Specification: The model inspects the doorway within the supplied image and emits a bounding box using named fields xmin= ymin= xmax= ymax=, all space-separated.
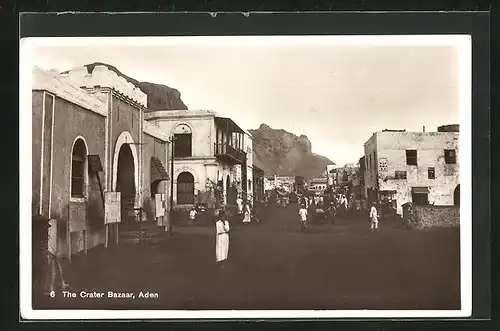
xmin=116 ymin=143 xmax=136 ymax=229
xmin=177 ymin=172 xmax=195 ymax=204
xmin=412 ymin=193 xmax=429 ymax=206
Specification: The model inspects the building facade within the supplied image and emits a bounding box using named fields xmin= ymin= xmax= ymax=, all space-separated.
xmin=264 ymin=175 xmax=275 ymax=192
xmin=144 ymin=110 xmax=250 ymax=209
xmin=242 ymin=131 xmax=254 ymax=202
xmin=33 ymin=65 xmax=170 ymax=258
xmin=307 ymin=177 xmax=328 ymax=194
xmin=275 ymin=176 xmax=296 ymax=193
xmin=363 ymin=128 xmax=460 ymax=215
xmin=252 ymin=165 xmax=265 ymax=202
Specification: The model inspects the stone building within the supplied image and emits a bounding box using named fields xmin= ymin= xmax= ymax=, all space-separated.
xmin=275 ymin=176 xmax=296 ymax=193
xmin=363 ymin=127 xmax=460 ymax=215
xmin=252 ymin=165 xmax=265 ymax=201
xmin=264 ymin=175 xmax=275 ymax=192
xmin=242 ymin=131 xmax=254 ymax=202
xmin=144 ymin=110 xmax=250 ymax=209
xmin=308 ymin=177 xmax=328 ymax=194
xmin=32 ymin=65 xmax=170 ymax=258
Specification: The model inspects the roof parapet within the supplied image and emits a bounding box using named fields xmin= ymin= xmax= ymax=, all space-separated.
xmin=62 ymin=65 xmax=147 ymax=107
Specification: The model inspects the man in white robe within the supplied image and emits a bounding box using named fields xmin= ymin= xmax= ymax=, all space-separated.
xmin=370 ymin=202 xmax=380 ymax=231
xmin=215 ymin=210 xmax=230 ymax=267
xmin=242 ymin=203 xmax=252 ymax=223
xmin=236 ymin=196 xmax=243 ymax=215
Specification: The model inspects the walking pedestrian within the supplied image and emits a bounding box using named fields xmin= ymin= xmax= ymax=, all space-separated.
xmin=242 ymin=202 xmax=252 ymax=224
xmin=370 ymin=202 xmax=380 ymax=231
xmin=299 ymin=204 xmax=308 ymax=231
xmin=215 ymin=210 xmax=230 ymax=268
xmin=328 ymin=202 xmax=337 ymax=224
xmin=236 ymin=195 xmax=243 ymax=215
xmin=189 ymin=207 xmax=197 ymax=225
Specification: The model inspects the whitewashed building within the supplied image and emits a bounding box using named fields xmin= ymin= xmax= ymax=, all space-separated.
xmin=144 ymin=110 xmax=251 ymax=208
xmin=363 ymin=126 xmax=460 ymax=215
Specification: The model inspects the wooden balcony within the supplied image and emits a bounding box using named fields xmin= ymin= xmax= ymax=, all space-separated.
xmin=214 ymin=143 xmax=246 ymax=164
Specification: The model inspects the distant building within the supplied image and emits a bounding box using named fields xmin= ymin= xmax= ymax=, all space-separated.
xmin=295 ymin=176 xmax=305 ymax=194
xmin=275 ymin=176 xmax=295 ymax=193
xmin=264 ymin=175 xmax=276 ymax=192
xmin=363 ymin=127 xmax=460 ymax=215
xmin=252 ymin=165 xmax=265 ymax=202
xmin=308 ymin=177 xmax=328 ymax=194
xmin=358 ymin=156 xmax=366 ymax=199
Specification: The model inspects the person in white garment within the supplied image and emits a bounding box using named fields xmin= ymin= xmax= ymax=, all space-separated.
xmin=299 ymin=205 xmax=308 ymax=231
xmin=370 ymin=202 xmax=380 ymax=231
xmin=215 ymin=210 xmax=230 ymax=267
xmin=242 ymin=202 xmax=252 ymax=224
xmin=236 ymin=196 xmax=243 ymax=215
xmin=189 ymin=207 xmax=197 ymax=225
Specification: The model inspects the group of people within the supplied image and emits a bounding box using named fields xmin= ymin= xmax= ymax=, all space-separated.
xmin=297 ymin=194 xmax=381 ymax=231
xmin=236 ymin=195 xmax=253 ymax=224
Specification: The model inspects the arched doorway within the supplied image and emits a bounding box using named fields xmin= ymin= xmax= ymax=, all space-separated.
xmin=177 ymin=172 xmax=195 ymax=204
xmin=116 ymin=144 xmax=136 ymax=227
xmin=454 ymin=184 xmax=460 ymax=205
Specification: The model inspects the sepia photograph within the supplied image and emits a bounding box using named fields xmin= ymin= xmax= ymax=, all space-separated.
xmin=20 ymin=35 xmax=472 ymax=319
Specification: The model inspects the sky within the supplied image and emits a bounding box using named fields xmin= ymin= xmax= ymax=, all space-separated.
xmin=28 ymin=37 xmax=461 ymax=165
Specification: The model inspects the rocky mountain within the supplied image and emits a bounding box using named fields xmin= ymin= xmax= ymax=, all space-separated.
xmin=249 ymin=124 xmax=334 ymax=180
xmin=83 ymin=62 xmax=188 ymax=111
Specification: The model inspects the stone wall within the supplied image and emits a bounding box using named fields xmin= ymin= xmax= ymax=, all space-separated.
xmin=402 ymin=203 xmax=460 ymax=229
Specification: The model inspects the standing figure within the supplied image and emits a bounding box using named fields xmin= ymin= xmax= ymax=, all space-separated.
xmin=370 ymin=202 xmax=380 ymax=231
xmin=236 ymin=195 xmax=243 ymax=215
xmin=328 ymin=202 xmax=337 ymax=224
xmin=215 ymin=210 xmax=230 ymax=267
xmin=242 ymin=202 xmax=252 ymax=223
xmin=299 ymin=204 xmax=308 ymax=231
xmin=189 ymin=207 xmax=197 ymax=225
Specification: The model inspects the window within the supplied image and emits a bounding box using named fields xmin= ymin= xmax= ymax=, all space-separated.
xmin=428 ymin=167 xmax=435 ymax=179
xmin=174 ymin=133 xmax=192 ymax=157
xmin=444 ymin=149 xmax=456 ymax=164
xmin=71 ymin=139 xmax=87 ymax=198
xmin=406 ymin=150 xmax=418 ymax=165
xmin=395 ymin=170 xmax=407 ymax=179
xmin=173 ymin=124 xmax=193 ymax=157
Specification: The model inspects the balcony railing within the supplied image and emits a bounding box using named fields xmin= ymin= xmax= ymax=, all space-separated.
xmin=214 ymin=143 xmax=246 ymax=164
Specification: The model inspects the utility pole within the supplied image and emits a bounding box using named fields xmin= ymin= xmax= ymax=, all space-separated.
xmin=168 ymin=136 xmax=175 ymax=234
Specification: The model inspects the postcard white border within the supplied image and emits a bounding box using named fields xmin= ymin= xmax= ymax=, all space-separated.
xmin=20 ymin=35 xmax=472 ymax=320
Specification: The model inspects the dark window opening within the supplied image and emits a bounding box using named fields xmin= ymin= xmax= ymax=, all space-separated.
xmin=406 ymin=150 xmax=418 ymax=166
xmin=412 ymin=193 xmax=429 ymax=205
xmin=174 ymin=134 xmax=192 ymax=157
xmin=177 ymin=172 xmax=194 ymax=204
xmin=444 ymin=149 xmax=456 ymax=164
xmin=151 ymin=182 xmax=158 ymax=199
xmin=428 ymin=167 xmax=435 ymax=179
xmin=71 ymin=140 xmax=86 ymax=197
xmin=454 ymin=184 xmax=460 ymax=205
xmin=395 ymin=170 xmax=407 ymax=179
